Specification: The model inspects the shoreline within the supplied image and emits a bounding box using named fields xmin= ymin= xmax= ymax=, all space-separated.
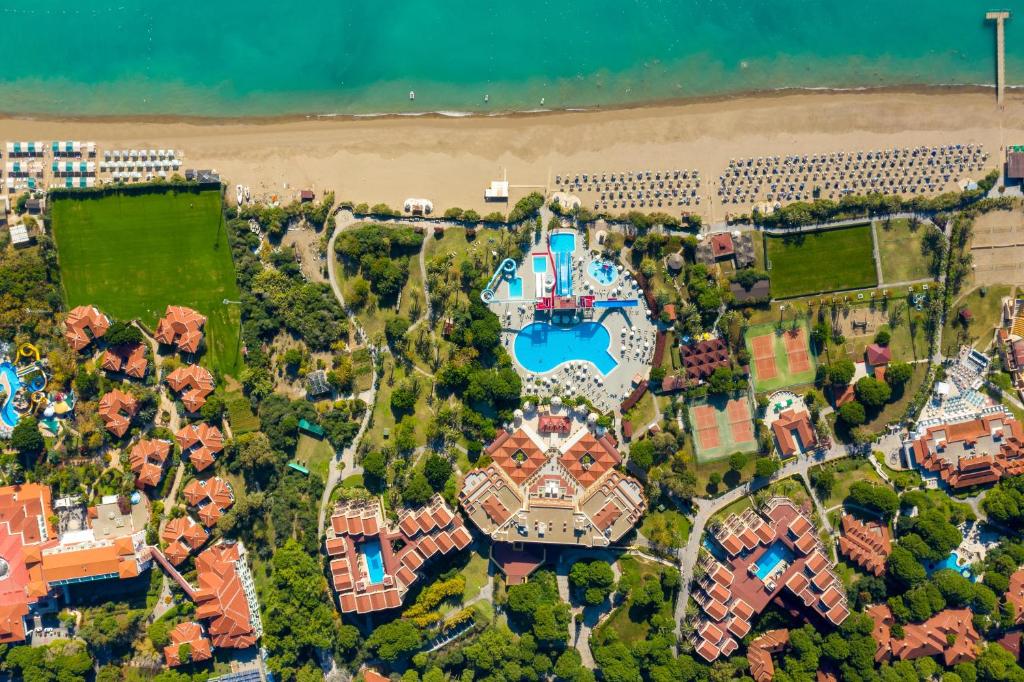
xmin=0 ymin=83 xmax=1004 ymax=126
xmin=0 ymin=88 xmax=1019 ymax=223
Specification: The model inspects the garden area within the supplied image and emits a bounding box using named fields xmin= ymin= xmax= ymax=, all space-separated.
xmin=875 ymin=217 xmax=936 ymax=284
xmin=942 ymin=284 xmax=1013 ymax=356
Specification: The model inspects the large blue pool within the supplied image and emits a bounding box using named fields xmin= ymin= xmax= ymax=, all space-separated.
xmin=514 ymin=322 xmax=617 ymax=375
xmin=754 ymin=541 xmax=795 ymax=581
xmin=362 ymin=539 xmax=386 ymax=585
xmin=0 ymin=363 xmax=22 ymax=429
xmin=551 ymin=232 xmax=576 ymax=297
xmin=926 ymin=551 xmax=976 ymax=582
xmin=588 ymin=260 xmax=619 ymax=286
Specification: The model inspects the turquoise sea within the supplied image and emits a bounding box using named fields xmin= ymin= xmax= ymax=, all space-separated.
xmin=1 ymin=0 xmax=1021 ymax=117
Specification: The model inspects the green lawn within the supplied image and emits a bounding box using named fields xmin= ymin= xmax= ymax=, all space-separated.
xmin=875 ymin=219 xmax=935 ymax=284
xmin=598 ymin=556 xmax=674 ymax=645
xmin=461 ymin=550 xmax=490 ymax=602
xmin=51 ymin=189 xmax=243 ymax=376
xmin=764 ymin=225 xmax=877 ymax=298
xmin=623 ymin=391 xmax=658 ymax=431
xmin=640 ymin=509 xmax=691 ymax=549
xmin=295 ymin=434 xmax=334 ymax=479
xmin=811 ymin=458 xmax=885 ymax=508
xmin=225 ymin=392 xmax=260 ymax=435
xmin=942 ymin=284 xmax=1012 ymax=356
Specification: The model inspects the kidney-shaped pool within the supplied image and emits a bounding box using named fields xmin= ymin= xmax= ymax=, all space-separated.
xmin=514 ymin=322 xmax=618 ymax=376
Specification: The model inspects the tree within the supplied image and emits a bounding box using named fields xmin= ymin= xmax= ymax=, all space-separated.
xmin=263 ymin=539 xmax=342 ymax=678
xmin=423 ymin=454 xmax=452 ymax=490
xmin=728 ymin=452 xmax=747 ymax=472
xmin=10 ymin=417 xmax=44 ymax=460
xmin=827 ymin=358 xmax=856 ymax=386
xmin=706 ymin=366 xmax=736 ymax=395
xmin=390 ymin=378 xmax=419 ymax=414
xmin=569 ymin=560 xmax=615 ymax=606
xmin=810 ymin=467 xmax=836 ymax=498
xmin=886 ymin=361 xmax=913 ymax=388
xmin=385 ymin=317 xmax=412 ymax=349
xmin=755 ymin=457 xmax=781 ymax=478
xmin=105 ymin=319 xmax=143 ymax=346
xmin=837 ymin=400 xmax=866 ymax=426
xmin=874 ymin=329 xmax=891 ymax=346
xmin=403 ymin=473 xmax=433 ymax=506
xmin=848 ymin=481 xmax=899 ymax=518
xmin=367 ymin=620 xmax=422 ymax=663
xmin=362 ymin=451 xmax=388 ymax=490
xmin=855 ymin=376 xmax=891 ymax=408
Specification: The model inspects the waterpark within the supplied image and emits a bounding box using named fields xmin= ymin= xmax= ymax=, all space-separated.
xmin=0 ymin=342 xmax=73 ymax=439
xmin=482 ymin=228 xmax=656 ymax=411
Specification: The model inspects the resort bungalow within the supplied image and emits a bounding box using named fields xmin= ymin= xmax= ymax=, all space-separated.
xmin=176 ymin=423 xmax=225 ymax=472
xmin=161 ymin=516 xmax=209 ymax=566
xmin=128 ymin=438 xmax=172 ymax=488
xmin=64 ymin=305 xmax=110 ymax=352
xmin=770 ymin=408 xmax=817 ymax=459
xmin=155 ymin=306 xmax=207 ymax=354
xmin=837 ymin=514 xmax=891 ymax=577
xmin=868 ymin=606 xmax=980 ymax=666
xmin=1007 ymin=146 xmax=1024 ymax=184
xmin=164 ymin=622 xmax=213 ymax=667
xmin=101 ymin=343 xmax=148 ymax=379
xmin=325 ymin=496 xmax=470 ymax=614
xmin=165 ymin=364 xmax=215 ymax=412
xmin=183 ymin=477 xmax=234 ymax=527
xmin=98 ymin=389 xmax=139 ymax=438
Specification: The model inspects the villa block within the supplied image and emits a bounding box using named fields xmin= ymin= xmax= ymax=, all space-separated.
xmin=161 ymin=516 xmax=209 ymax=566
xmin=325 ymin=495 xmax=470 ymax=614
xmin=155 ymin=306 xmax=206 ymax=354
xmin=183 ymin=477 xmax=234 ymax=527
xmin=176 ymin=423 xmax=224 ymax=472
xmin=128 ymin=438 xmax=172 ymax=488
xmin=194 ymin=541 xmax=262 ymax=649
xmin=64 ymin=305 xmax=109 ymax=352
xmin=837 ymin=514 xmax=891 ymax=577
xmin=692 ymin=497 xmax=848 ymax=662
xmin=459 ymin=422 xmax=646 ymax=547
xmin=164 ymin=621 xmax=212 ymax=667
xmin=868 ymin=605 xmax=980 ymax=666
xmin=98 ymin=389 xmax=138 ymax=437
xmin=771 ymin=409 xmax=817 ymax=459
xmin=101 ymin=343 xmax=147 ymax=378
xmin=165 ymin=364 xmax=215 ymax=412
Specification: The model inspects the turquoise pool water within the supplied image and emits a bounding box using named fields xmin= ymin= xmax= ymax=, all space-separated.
xmin=588 ymin=260 xmax=619 ymax=286
xmin=515 ymin=322 xmax=617 ymax=375
xmin=754 ymin=541 xmax=795 ymax=581
xmin=551 ymin=233 xmax=576 ymax=297
xmin=509 ymin=277 xmax=524 ymax=298
xmin=533 ymin=256 xmax=548 ymax=274
xmin=0 ymin=363 xmax=22 ymax=429
xmin=927 ymin=552 xmax=976 ymax=582
xmin=362 ymin=539 xmax=386 ymax=585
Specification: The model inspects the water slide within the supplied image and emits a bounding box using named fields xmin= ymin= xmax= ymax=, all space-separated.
xmin=593 ymin=299 xmax=638 ymax=308
xmin=556 ymin=251 xmax=571 ymax=296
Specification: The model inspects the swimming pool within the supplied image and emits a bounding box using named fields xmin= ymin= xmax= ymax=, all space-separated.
xmin=588 ymin=260 xmax=619 ymax=286
xmin=362 ymin=539 xmax=386 ymax=585
xmin=753 ymin=541 xmax=795 ymax=581
xmin=927 ymin=551 xmax=976 ymax=582
xmin=533 ymin=256 xmax=548 ymax=274
xmin=508 ymin=277 xmax=524 ymax=298
xmin=0 ymin=363 xmax=22 ymax=429
xmin=551 ymin=232 xmax=576 ymax=297
xmin=514 ymin=322 xmax=617 ymax=375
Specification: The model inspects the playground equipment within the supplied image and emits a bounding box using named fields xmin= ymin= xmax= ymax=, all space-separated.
xmin=17 ymin=343 xmax=39 ymax=363
xmin=480 ymin=258 xmax=526 ymax=304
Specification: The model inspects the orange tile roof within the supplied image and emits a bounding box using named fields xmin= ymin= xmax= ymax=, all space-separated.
xmin=64 ymin=305 xmax=109 ymax=352
xmin=183 ymin=478 xmax=234 ymax=528
xmin=559 ymin=431 xmax=621 ymax=487
xmin=98 ymin=389 xmax=139 ymax=437
xmin=164 ymin=621 xmax=213 ymax=666
xmin=771 ymin=409 xmax=817 ymax=458
xmin=176 ymin=423 xmax=224 ymax=472
xmin=838 ymin=514 xmax=891 ymax=577
xmin=0 ymin=484 xmax=56 ymax=644
xmin=487 ymin=429 xmax=548 ymax=483
xmin=1006 ymin=569 xmax=1024 ymax=624
xmin=194 ymin=543 xmax=258 ymax=649
xmin=869 ymin=605 xmax=980 ymax=666
xmin=40 ymin=542 xmax=139 ymax=584
xmin=910 ymin=413 xmax=1024 ymax=490
xmin=101 ymin=343 xmax=148 ymax=379
xmin=165 ymin=365 xmax=215 ymax=412
xmin=748 ymin=629 xmax=790 ymax=682
xmin=161 ymin=517 xmax=209 ymax=565
xmin=155 ymin=306 xmax=207 ymax=354
xmin=128 ymin=439 xmax=172 ymax=488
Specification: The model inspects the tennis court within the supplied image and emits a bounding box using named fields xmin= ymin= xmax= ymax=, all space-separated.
xmin=689 ymin=393 xmax=758 ymax=463
xmin=745 ymin=320 xmax=818 ymax=392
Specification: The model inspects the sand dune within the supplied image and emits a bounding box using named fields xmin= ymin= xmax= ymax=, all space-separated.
xmin=2 ymin=88 xmax=1021 ymax=221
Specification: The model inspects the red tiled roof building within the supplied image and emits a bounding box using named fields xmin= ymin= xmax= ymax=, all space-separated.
xmin=98 ymin=389 xmax=138 ymax=438
xmin=101 ymin=343 xmax=148 ymax=379
xmin=129 ymin=438 xmax=172 ymax=488
xmin=771 ymin=409 xmax=817 ymax=458
xmin=163 ymin=621 xmax=213 ymax=667
xmin=868 ymin=605 xmax=980 ymax=666
xmin=460 ymin=423 xmax=646 ymax=547
xmin=176 ymin=423 xmax=224 ymax=472
xmin=908 ymin=412 xmax=1024 ymax=490
xmin=166 ymin=364 xmax=215 ymax=412
xmin=325 ymin=495 xmax=471 ymax=614
xmin=680 ymin=338 xmax=731 ymax=382
xmin=161 ymin=516 xmax=209 ymax=566
xmin=155 ymin=306 xmax=207 ymax=354
xmin=184 ymin=478 xmax=234 ymax=527
xmin=837 ymin=514 xmax=891 ymax=577
xmin=194 ymin=542 xmax=262 ymax=648
xmin=64 ymin=305 xmax=110 ymax=352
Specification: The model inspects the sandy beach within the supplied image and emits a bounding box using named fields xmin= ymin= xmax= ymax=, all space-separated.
xmin=3 ymin=88 xmax=1023 ymax=221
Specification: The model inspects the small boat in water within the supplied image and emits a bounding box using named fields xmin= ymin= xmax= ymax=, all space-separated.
xmin=409 ymin=90 xmax=416 ymax=101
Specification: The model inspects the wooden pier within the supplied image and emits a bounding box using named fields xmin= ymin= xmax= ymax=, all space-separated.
xmin=987 ymin=11 xmax=1011 ymax=107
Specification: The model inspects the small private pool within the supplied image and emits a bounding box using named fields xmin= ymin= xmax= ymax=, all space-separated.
xmin=753 ymin=541 xmax=795 ymax=581
xmin=514 ymin=322 xmax=617 ymax=375
xmin=926 ymin=551 xmax=977 ymax=582
xmin=0 ymin=362 xmax=22 ymax=429
xmin=508 ymin=277 xmax=524 ymax=298
xmin=362 ymin=538 xmax=386 ymax=585
xmin=533 ymin=255 xmax=548 ymax=273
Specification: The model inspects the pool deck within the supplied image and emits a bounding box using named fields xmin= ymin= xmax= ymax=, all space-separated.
xmin=489 ymin=229 xmax=656 ymax=413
